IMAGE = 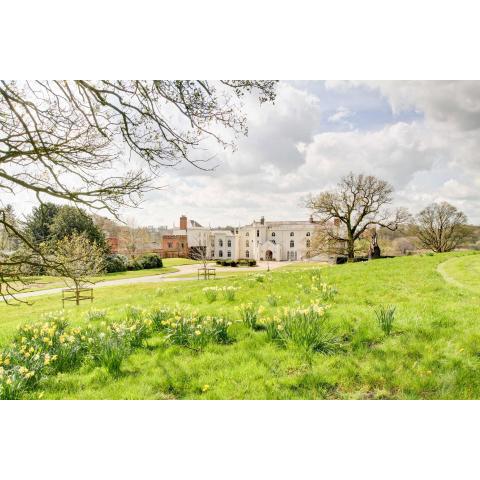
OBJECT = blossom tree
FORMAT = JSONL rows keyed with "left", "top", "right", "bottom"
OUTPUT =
{"left": 49, "top": 233, "right": 105, "bottom": 305}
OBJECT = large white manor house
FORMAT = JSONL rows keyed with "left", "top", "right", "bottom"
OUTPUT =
{"left": 172, "top": 215, "right": 317, "bottom": 262}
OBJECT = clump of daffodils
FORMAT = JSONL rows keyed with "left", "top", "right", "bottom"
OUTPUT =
{"left": 236, "top": 303, "right": 265, "bottom": 330}
{"left": 159, "top": 312, "right": 233, "bottom": 349}
{"left": 202, "top": 286, "right": 220, "bottom": 303}
{"left": 263, "top": 302, "right": 337, "bottom": 354}
{"left": 0, "top": 307, "right": 155, "bottom": 400}
{"left": 221, "top": 286, "right": 239, "bottom": 301}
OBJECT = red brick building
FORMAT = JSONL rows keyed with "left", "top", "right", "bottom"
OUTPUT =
{"left": 160, "top": 234, "right": 188, "bottom": 258}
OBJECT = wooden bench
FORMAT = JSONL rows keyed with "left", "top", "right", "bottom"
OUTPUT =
{"left": 197, "top": 267, "right": 216, "bottom": 280}
{"left": 62, "top": 287, "right": 94, "bottom": 306}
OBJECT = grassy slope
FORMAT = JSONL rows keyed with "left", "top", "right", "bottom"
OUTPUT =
{"left": 1, "top": 251, "right": 480, "bottom": 399}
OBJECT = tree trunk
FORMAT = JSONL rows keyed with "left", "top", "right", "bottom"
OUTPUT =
{"left": 347, "top": 240, "right": 355, "bottom": 262}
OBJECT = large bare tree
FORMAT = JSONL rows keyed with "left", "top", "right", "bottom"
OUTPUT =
{"left": 415, "top": 202, "right": 468, "bottom": 252}
{"left": 0, "top": 80, "right": 277, "bottom": 299}
{"left": 307, "top": 173, "right": 409, "bottom": 261}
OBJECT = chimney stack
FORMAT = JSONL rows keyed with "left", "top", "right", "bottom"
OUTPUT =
{"left": 260, "top": 216, "right": 265, "bottom": 225}
{"left": 180, "top": 215, "right": 187, "bottom": 230}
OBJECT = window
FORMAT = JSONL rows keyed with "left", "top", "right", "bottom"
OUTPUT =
{"left": 227, "top": 251, "right": 231, "bottom": 257}
{"left": 290, "top": 240, "right": 295, "bottom": 247}
{"left": 245, "top": 250, "right": 250, "bottom": 258}
{"left": 290, "top": 232, "right": 294, "bottom": 236}
{"left": 271, "top": 232, "right": 275, "bottom": 237}
{"left": 167, "top": 242, "right": 173, "bottom": 248}
{"left": 246, "top": 240, "right": 249, "bottom": 247}
{"left": 211, "top": 250, "right": 215, "bottom": 258}
{"left": 256, "top": 230, "right": 260, "bottom": 237}
{"left": 306, "top": 239, "right": 311, "bottom": 248}
{"left": 181, "top": 243, "right": 184, "bottom": 248}
{"left": 246, "top": 232, "right": 249, "bottom": 237}
{"left": 219, "top": 239, "right": 223, "bottom": 247}
{"left": 306, "top": 232, "right": 311, "bottom": 237}
{"left": 227, "top": 240, "right": 231, "bottom": 247}
{"left": 219, "top": 250, "right": 223, "bottom": 257}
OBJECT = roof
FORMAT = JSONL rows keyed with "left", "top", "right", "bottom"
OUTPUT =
{"left": 242, "top": 220, "right": 314, "bottom": 228}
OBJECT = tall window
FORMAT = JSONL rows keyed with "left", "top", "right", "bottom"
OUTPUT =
{"left": 290, "top": 240, "right": 294, "bottom": 247}
{"left": 246, "top": 232, "right": 249, "bottom": 237}
{"left": 256, "top": 230, "right": 260, "bottom": 237}
{"left": 168, "top": 242, "right": 173, "bottom": 248}
{"left": 227, "top": 251, "right": 231, "bottom": 257}
{"left": 211, "top": 250, "right": 215, "bottom": 258}
{"left": 290, "top": 232, "right": 294, "bottom": 237}
{"left": 271, "top": 232, "right": 275, "bottom": 237}
{"left": 219, "top": 239, "right": 223, "bottom": 247}
{"left": 219, "top": 250, "right": 223, "bottom": 257}
{"left": 306, "top": 239, "right": 311, "bottom": 248}
{"left": 246, "top": 240, "right": 249, "bottom": 247}
{"left": 245, "top": 250, "right": 250, "bottom": 258}
{"left": 227, "top": 240, "right": 231, "bottom": 247}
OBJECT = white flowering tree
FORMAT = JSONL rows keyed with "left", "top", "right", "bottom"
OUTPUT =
{"left": 49, "top": 233, "right": 105, "bottom": 305}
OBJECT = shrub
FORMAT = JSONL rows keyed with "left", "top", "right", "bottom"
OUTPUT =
{"left": 138, "top": 253, "right": 163, "bottom": 269}
{"left": 203, "top": 287, "right": 219, "bottom": 303}
{"left": 254, "top": 274, "right": 265, "bottom": 283}
{"left": 248, "top": 260, "right": 257, "bottom": 267}
{"left": 265, "top": 303, "right": 337, "bottom": 354}
{"left": 375, "top": 305, "right": 396, "bottom": 336}
{"left": 104, "top": 254, "right": 128, "bottom": 273}
{"left": 127, "top": 259, "right": 142, "bottom": 271}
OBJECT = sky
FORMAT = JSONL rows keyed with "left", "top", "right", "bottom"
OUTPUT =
{"left": 126, "top": 80, "right": 480, "bottom": 228}
{"left": 12, "top": 81, "right": 480, "bottom": 228}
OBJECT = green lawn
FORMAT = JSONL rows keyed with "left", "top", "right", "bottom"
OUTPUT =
{"left": 1, "top": 251, "right": 480, "bottom": 399}
{"left": 7, "top": 257, "right": 198, "bottom": 293}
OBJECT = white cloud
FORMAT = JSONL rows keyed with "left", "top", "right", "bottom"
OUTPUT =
{"left": 10, "top": 81, "right": 480, "bottom": 227}
{"left": 327, "top": 106, "right": 354, "bottom": 125}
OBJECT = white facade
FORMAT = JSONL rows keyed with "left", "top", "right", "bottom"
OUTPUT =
{"left": 211, "top": 230, "right": 238, "bottom": 260}
{"left": 236, "top": 218, "right": 316, "bottom": 261}
{"left": 170, "top": 216, "right": 318, "bottom": 262}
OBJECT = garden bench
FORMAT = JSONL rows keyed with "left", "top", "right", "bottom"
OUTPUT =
{"left": 197, "top": 267, "right": 216, "bottom": 280}
{"left": 62, "top": 287, "right": 94, "bottom": 306}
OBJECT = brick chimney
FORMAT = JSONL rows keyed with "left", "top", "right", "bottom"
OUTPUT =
{"left": 180, "top": 215, "right": 187, "bottom": 230}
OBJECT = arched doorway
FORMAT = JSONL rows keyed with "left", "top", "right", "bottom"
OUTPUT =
{"left": 265, "top": 250, "right": 273, "bottom": 260}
